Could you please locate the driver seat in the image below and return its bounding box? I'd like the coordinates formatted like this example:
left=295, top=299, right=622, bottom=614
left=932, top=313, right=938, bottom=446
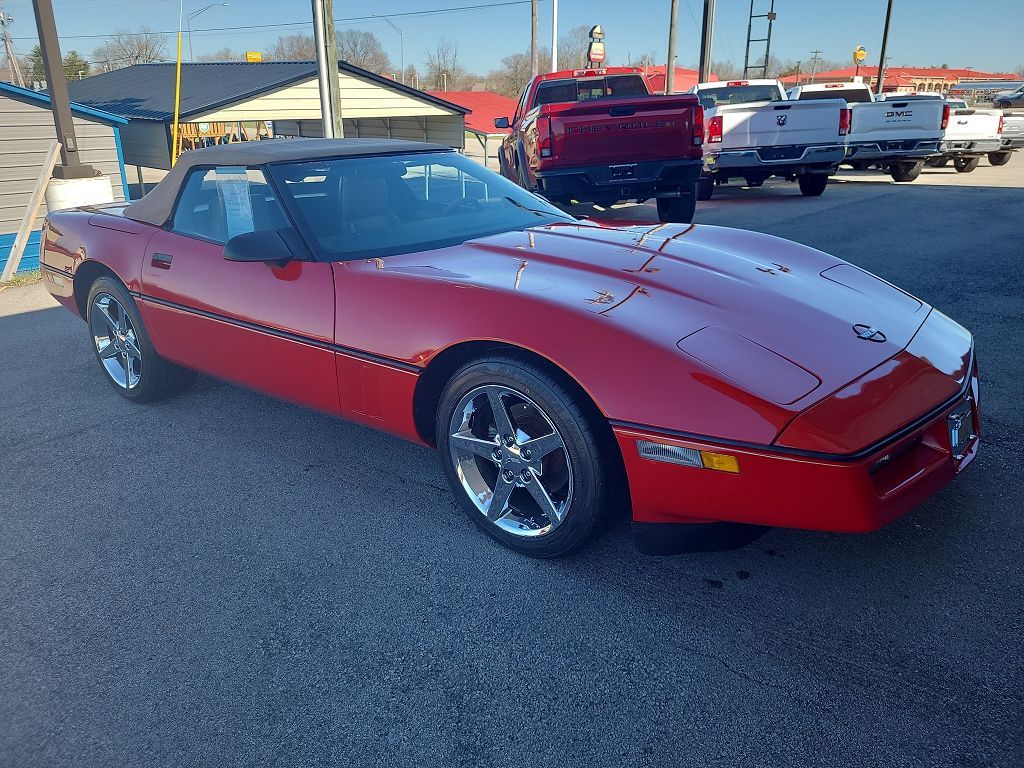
left=339, top=173, right=400, bottom=238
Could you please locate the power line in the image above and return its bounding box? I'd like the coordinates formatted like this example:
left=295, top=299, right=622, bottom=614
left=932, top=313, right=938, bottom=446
left=11, top=0, right=543, bottom=41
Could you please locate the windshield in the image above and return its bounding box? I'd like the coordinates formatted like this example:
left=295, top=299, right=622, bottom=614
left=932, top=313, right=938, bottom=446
left=533, top=75, right=649, bottom=107
left=794, top=87, right=873, bottom=103
left=695, top=84, right=783, bottom=109
left=268, top=151, right=573, bottom=261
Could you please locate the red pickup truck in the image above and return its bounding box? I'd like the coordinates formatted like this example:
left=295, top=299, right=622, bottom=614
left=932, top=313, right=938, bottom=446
left=495, top=67, right=705, bottom=222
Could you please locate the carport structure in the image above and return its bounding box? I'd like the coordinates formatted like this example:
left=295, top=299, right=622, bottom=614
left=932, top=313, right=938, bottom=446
left=66, top=61, right=468, bottom=187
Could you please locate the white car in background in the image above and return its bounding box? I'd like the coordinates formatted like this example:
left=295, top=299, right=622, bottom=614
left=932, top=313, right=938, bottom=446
left=786, top=82, right=944, bottom=182
left=688, top=79, right=849, bottom=199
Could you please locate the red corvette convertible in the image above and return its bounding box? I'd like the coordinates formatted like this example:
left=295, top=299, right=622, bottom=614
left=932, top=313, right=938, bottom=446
left=40, top=139, right=979, bottom=557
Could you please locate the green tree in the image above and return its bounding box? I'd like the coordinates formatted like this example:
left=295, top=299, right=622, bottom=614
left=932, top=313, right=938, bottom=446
left=27, top=45, right=45, bottom=82
left=62, top=50, right=90, bottom=80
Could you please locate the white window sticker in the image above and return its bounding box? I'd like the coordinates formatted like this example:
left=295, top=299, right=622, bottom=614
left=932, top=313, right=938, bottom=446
left=215, top=166, right=254, bottom=240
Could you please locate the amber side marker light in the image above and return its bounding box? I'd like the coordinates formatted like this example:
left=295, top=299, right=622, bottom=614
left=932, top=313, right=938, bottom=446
left=637, top=441, right=740, bottom=473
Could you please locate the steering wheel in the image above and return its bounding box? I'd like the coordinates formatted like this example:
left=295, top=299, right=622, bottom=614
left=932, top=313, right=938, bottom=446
left=441, top=197, right=483, bottom=217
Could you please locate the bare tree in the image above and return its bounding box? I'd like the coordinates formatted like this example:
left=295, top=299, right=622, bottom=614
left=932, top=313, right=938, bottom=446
left=336, top=29, right=391, bottom=75
left=424, top=38, right=466, bottom=91
left=630, top=52, right=657, bottom=69
left=265, top=33, right=316, bottom=61
left=557, top=25, right=591, bottom=69
left=486, top=48, right=550, bottom=98
left=196, top=47, right=240, bottom=62
left=92, top=27, right=167, bottom=71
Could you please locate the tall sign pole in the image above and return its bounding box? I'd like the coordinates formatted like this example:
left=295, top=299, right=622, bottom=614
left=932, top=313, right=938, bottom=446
left=666, top=0, right=679, bottom=93
left=312, top=0, right=344, bottom=137
left=875, top=0, right=894, bottom=96
left=31, top=0, right=94, bottom=178
left=698, top=0, right=716, bottom=84
left=550, top=0, right=558, bottom=72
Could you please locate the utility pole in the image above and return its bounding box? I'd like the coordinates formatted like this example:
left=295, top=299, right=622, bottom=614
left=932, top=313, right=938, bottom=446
left=375, top=14, right=404, bottom=85
left=312, top=0, right=343, bottom=137
left=31, top=0, right=94, bottom=177
left=530, top=0, right=538, bottom=78
left=697, top=0, right=716, bottom=83
left=1, top=1, right=25, bottom=88
left=875, top=0, right=894, bottom=96
left=666, top=0, right=679, bottom=93
left=550, top=0, right=558, bottom=72
left=808, top=49, right=822, bottom=82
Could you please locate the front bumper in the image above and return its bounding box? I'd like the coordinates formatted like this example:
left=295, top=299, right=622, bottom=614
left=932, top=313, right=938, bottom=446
left=704, top=144, right=847, bottom=176
left=534, top=158, right=702, bottom=203
left=615, top=360, right=980, bottom=536
left=939, top=138, right=1002, bottom=155
left=847, top=138, right=941, bottom=161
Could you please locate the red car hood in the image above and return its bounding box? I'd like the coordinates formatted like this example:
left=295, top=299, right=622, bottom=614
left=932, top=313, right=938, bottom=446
left=464, top=222, right=932, bottom=410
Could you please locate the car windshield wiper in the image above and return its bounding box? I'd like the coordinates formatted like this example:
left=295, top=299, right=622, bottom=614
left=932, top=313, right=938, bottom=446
left=503, top=197, right=576, bottom=221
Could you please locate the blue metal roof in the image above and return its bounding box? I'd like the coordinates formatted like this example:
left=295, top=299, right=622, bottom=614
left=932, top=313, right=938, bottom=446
left=0, top=80, right=128, bottom=124
left=65, top=61, right=467, bottom=123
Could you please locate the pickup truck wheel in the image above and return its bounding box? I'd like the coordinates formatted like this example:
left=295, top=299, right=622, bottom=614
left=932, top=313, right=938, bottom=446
left=925, top=157, right=949, bottom=167
left=743, top=176, right=765, bottom=187
left=86, top=276, right=195, bottom=403
left=988, top=151, right=1013, bottom=166
left=657, top=191, right=697, bottom=223
left=797, top=174, right=829, bottom=196
left=954, top=156, right=981, bottom=173
left=996, top=101, right=1012, bottom=109
left=890, top=161, right=923, bottom=182
left=436, top=356, right=615, bottom=558
left=696, top=176, right=714, bottom=201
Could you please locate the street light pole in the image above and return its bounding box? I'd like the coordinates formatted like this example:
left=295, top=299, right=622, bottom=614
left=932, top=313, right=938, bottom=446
left=31, top=0, right=93, bottom=177
left=187, top=3, right=228, bottom=61
left=312, top=0, right=344, bottom=137
left=875, top=0, right=894, bottom=96
left=550, top=0, right=558, bottom=72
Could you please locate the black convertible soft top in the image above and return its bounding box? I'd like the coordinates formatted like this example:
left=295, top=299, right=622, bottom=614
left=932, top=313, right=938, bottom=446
left=123, top=138, right=450, bottom=226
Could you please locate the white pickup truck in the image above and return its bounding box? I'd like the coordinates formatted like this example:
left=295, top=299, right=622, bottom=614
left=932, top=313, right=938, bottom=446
left=993, top=111, right=1023, bottom=166
left=786, top=81, right=944, bottom=182
left=924, top=98, right=1004, bottom=173
left=688, top=79, right=849, bottom=199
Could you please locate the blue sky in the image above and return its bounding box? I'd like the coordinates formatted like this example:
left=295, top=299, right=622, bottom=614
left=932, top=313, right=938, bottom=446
left=6, top=0, right=1022, bottom=75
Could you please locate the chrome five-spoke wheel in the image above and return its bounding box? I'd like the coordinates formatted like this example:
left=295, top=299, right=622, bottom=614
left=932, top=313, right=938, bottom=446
left=448, top=384, right=573, bottom=537
left=89, top=292, right=142, bottom=389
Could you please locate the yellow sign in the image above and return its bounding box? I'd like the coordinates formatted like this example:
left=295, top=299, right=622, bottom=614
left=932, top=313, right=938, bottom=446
left=853, top=46, right=867, bottom=64
left=245, top=51, right=263, bottom=63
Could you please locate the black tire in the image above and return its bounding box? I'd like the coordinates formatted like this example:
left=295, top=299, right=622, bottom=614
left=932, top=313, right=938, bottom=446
left=954, top=156, right=980, bottom=173
left=696, top=175, right=714, bottom=201
left=743, top=176, right=765, bottom=187
left=848, top=160, right=871, bottom=171
left=889, top=160, right=923, bottom=182
left=925, top=156, right=949, bottom=168
left=435, top=355, right=618, bottom=558
left=656, top=189, right=697, bottom=223
left=988, top=151, right=1013, bottom=166
left=797, top=174, right=829, bottom=196
left=996, top=101, right=1011, bottom=109
left=86, top=276, right=195, bottom=403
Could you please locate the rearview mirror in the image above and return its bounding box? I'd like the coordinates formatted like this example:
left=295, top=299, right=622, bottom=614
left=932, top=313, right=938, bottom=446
left=224, top=229, right=297, bottom=264
left=493, top=116, right=510, bottom=129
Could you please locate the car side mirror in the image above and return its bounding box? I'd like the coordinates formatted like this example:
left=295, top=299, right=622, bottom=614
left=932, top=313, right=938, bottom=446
left=494, top=116, right=510, bottom=129
left=223, top=228, right=297, bottom=264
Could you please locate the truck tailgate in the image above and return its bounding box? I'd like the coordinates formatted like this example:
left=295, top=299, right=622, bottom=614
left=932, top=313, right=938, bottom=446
left=546, top=95, right=700, bottom=166
left=943, top=109, right=1002, bottom=141
left=849, top=99, right=944, bottom=142
left=717, top=99, right=843, bottom=150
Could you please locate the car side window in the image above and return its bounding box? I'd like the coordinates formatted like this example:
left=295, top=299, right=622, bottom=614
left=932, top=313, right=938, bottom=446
left=171, top=166, right=291, bottom=245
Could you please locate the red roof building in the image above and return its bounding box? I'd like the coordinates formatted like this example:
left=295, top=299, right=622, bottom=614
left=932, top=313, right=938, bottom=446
left=426, top=90, right=517, bottom=135
left=639, top=65, right=716, bottom=93
left=778, top=65, right=1017, bottom=93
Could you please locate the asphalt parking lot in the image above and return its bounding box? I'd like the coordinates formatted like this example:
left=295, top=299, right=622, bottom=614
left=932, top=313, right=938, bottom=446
left=2, top=160, right=1022, bottom=767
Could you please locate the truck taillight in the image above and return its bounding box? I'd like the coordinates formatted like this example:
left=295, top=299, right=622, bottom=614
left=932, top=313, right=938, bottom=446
left=537, top=115, right=552, bottom=158
left=941, top=104, right=950, bottom=129
left=692, top=106, right=705, bottom=146
left=839, top=108, right=851, bottom=136
left=998, top=115, right=1004, bottom=135
left=707, top=115, right=723, bottom=143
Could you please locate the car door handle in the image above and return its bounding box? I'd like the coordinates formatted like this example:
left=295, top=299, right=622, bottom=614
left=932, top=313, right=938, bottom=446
left=151, top=252, right=173, bottom=269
